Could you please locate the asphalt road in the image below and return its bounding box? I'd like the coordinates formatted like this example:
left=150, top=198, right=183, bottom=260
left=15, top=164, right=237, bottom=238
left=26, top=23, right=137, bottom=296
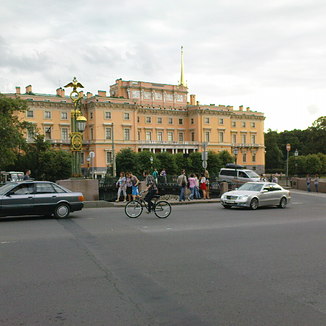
left=0, top=191, right=325, bottom=326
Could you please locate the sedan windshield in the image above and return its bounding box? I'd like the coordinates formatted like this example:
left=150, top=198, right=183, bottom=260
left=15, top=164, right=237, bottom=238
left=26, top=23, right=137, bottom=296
left=0, top=183, right=18, bottom=195
left=245, top=170, right=260, bottom=178
left=238, top=183, right=263, bottom=192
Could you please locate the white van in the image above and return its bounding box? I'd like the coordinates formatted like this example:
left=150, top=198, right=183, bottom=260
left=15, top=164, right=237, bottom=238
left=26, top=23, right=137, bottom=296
left=219, top=167, right=260, bottom=183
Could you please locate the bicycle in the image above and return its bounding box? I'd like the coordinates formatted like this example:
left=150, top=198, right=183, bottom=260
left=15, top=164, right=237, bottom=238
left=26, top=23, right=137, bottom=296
left=124, top=192, right=172, bottom=218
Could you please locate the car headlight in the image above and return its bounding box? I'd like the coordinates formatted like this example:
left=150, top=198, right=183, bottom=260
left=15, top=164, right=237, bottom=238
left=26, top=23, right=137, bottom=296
left=238, top=195, right=249, bottom=201
left=221, top=194, right=226, bottom=200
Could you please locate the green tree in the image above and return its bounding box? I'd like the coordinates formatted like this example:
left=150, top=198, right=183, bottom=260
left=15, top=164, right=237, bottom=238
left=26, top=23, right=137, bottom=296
left=155, top=152, right=177, bottom=175
left=217, top=150, right=234, bottom=167
left=189, top=152, right=202, bottom=175
left=0, top=94, right=32, bottom=169
left=115, top=148, right=138, bottom=175
left=265, top=129, right=283, bottom=170
left=305, top=154, right=322, bottom=175
left=136, top=151, right=155, bottom=174
left=207, top=151, right=223, bottom=176
left=174, top=153, right=192, bottom=173
left=317, top=153, right=326, bottom=174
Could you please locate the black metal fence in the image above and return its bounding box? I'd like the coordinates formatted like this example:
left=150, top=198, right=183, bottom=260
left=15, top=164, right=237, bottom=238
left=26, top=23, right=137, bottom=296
left=99, top=175, right=223, bottom=202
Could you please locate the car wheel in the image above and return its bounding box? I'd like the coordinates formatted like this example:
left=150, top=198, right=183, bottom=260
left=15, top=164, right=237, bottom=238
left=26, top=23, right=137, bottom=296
left=54, top=203, right=70, bottom=219
left=222, top=204, right=232, bottom=209
left=278, top=197, right=287, bottom=208
left=250, top=198, right=259, bottom=210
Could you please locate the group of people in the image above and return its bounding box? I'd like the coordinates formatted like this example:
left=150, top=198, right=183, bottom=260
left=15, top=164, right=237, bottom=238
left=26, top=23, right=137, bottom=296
left=116, top=170, right=158, bottom=213
left=177, top=170, right=210, bottom=202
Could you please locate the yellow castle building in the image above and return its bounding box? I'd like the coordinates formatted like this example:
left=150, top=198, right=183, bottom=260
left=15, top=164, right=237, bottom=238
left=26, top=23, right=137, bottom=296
left=2, top=50, right=265, bottom=176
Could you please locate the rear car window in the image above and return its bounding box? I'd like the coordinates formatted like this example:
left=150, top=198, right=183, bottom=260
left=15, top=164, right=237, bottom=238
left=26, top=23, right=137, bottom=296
left=35, top=183, right=56, bottom=194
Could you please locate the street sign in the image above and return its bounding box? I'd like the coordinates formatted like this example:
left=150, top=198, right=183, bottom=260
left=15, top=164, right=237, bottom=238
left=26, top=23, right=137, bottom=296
left=286, top=144, right=291, bottom=152
left=202, top=161, right=207, bottom=169
left=201, top=151, right=208, bottom=161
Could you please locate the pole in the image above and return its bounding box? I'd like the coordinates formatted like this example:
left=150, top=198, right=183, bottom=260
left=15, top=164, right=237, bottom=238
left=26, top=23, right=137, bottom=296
left=112, top=123, right=116, bottom=177
left=286, top=150, right=289, bottom=186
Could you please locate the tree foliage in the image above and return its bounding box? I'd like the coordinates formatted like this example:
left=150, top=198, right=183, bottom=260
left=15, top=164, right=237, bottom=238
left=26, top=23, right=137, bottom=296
left=0, top=94, right=32, bottom=169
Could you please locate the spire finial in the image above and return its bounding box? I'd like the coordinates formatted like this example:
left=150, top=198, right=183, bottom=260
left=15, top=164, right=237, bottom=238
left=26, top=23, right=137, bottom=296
left=179, top=46, right=187, bottom=87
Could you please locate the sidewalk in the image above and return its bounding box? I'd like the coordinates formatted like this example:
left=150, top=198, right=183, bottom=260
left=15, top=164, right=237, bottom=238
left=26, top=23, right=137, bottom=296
left=84, top=197, right=221, bottom=208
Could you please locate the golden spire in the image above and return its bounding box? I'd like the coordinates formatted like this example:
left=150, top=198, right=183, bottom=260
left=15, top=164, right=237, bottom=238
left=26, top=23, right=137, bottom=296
left=179, top=46, right=187, bottom=87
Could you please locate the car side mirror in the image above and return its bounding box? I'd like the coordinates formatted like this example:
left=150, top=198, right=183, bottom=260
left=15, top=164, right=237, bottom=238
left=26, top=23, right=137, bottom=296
left=262, top=189, right=268, bottom=193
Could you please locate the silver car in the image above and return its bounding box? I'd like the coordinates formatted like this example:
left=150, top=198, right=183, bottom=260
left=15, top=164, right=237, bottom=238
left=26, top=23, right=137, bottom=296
left=0, top=181, right=84, bottom=218
left=220, top=182, right=291, bottom=210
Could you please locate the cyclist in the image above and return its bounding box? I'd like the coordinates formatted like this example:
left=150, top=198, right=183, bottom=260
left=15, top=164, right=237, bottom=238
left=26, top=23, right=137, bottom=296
left=143, top=170, right=158, bottom=213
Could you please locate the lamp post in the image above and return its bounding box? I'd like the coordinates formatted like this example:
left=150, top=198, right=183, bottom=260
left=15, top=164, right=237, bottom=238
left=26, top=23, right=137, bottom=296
left=294, top=149, right=298, bottom=176
left=150, top=155, right=153, bottom=172
left=64, top=77, right=87, bottom=177
left=233, top=147, right=239, bottom=187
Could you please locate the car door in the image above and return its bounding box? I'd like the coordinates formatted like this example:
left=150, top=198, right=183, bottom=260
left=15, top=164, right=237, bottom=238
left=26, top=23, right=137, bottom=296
left=269, top=184, right=284, bottom=205
left=1, top=183, right=34, bottom=216
left=33, top=183, right=59, bottom=215
left=259, top=184, right=275, bottom=206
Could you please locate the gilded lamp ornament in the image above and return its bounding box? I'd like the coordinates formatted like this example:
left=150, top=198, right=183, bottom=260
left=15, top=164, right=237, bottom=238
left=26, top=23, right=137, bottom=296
left=64, top=77, right=87, bottom=177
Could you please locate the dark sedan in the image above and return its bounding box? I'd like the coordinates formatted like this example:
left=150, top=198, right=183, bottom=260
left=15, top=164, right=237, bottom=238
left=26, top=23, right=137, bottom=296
left=0, top=181, right=84, bottom=218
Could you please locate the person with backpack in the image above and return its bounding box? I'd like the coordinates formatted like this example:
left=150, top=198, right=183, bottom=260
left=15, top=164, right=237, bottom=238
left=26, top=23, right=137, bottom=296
left=177, top=170, right=187, bottom=202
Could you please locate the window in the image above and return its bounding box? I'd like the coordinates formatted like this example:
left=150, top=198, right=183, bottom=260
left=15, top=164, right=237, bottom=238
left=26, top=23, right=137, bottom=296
left=242, top=152, right=247, bottom=162
left=167, top=131, right=173, bottom=141
left=168, top=118, right=173, bottom=124
left=242, top=121, right=246, bottom=127
left=157, top=132, right=163, bottom=141
left=90, top=128, right=94, bottom=140
left=137, top=130, right=141, bottom=140
left=44, top=111, right=51, bottom=119
left=81, top=152, right=85, bottom=164
left=137, top=116, right=140, bottom=123
left=61, top=112, right=68, bottom=120
left=90, top=112, right=93, bottom=119
left=191, top=118, right=194, bottom=124
left=232, top=121, right=236, bottom=127
left=219, top=118, right=224, bottom=125
left=105, top=111, right=111, bottom=119
left=251, top=122, right=256, bottom=128
left=205, top=131, right=210, bottom=142
left=44, top=126, right=51, bottom=140
left=35, top=183, right=55, bottom=194
left=178, top=132, right=184, bottom=142
left=251, top=134, right=256, bottom=144
left=27, top=129, right=35, bottom=142
left=124, top=112, right=130, bottom=120
left=146, top=116, right=152, bottom=123
left=179, top=118, right=183, bottom=125
left=53, top=184, right=66, bottom=193
left=232, top=134, right=237, bottom=144
left=219, top=132, right=224, bottom=143
left=252, top=153, right=256, bottom=162
left=157, top=117, right=162, bottom=124
left=204, top=117, right=210, bottom=124
left=145, top=131, right=152, bottom=141
left=191, top=132, right=195, bottom=141
left=124, top=128, right=130, bottom=140
left=27, top=110, right=34, bottom=118
left=105, top=127, right=112, bottom=140
left=106, top=151, right=113, bottom=164
left=11, top=183, right=34, bottom=195
left=241, top=134, right=246, bottom=144
left=61, top=128, right=68, bottom=141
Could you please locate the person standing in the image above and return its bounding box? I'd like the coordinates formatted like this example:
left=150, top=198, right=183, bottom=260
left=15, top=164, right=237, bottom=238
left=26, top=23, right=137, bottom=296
left=200, top=173, right=208, bottom=199
left=152, top=168, right=159, bottom=184
left=177, top=170, right=187, bottom=202
left=23, top=169, right=31, bottom=180
left=194, top=174, right=201, bottom=199
left=205, top=170, right=210, bottom=199
left=115, top=172, right=127, bottom=202
left=306, top=174, right=311, bottom=192
left=125, top=172, right=133, bottom=201
left=187, top=174, right=196, bottom=200
left=143, top=170, right=158, bottom=213
left=314, top=174, right=319, bottom=192
left=160, top=169, right=167, bottom=183
left=130, top=172, right=140, bottom=200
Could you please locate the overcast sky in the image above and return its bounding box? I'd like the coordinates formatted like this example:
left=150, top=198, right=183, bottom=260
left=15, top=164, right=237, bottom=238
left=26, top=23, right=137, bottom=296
left=1, top=0, right=325, bottom=131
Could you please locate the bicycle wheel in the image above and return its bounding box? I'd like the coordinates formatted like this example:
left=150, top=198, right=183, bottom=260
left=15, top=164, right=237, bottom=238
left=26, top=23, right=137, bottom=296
left=125, top=200, right=143, bottom=218
left=154, top=200, right=171, bottom=218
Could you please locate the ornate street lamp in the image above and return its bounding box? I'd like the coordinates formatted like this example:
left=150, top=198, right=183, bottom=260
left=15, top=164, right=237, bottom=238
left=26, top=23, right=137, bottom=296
left=64, top=77, right=87, bottom=177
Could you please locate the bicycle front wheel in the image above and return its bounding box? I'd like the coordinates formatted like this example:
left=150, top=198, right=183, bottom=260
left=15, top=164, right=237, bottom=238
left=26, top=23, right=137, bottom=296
left=154, top=200, right=171, bottom=218
left=125, top=200, right=143, bottom=218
